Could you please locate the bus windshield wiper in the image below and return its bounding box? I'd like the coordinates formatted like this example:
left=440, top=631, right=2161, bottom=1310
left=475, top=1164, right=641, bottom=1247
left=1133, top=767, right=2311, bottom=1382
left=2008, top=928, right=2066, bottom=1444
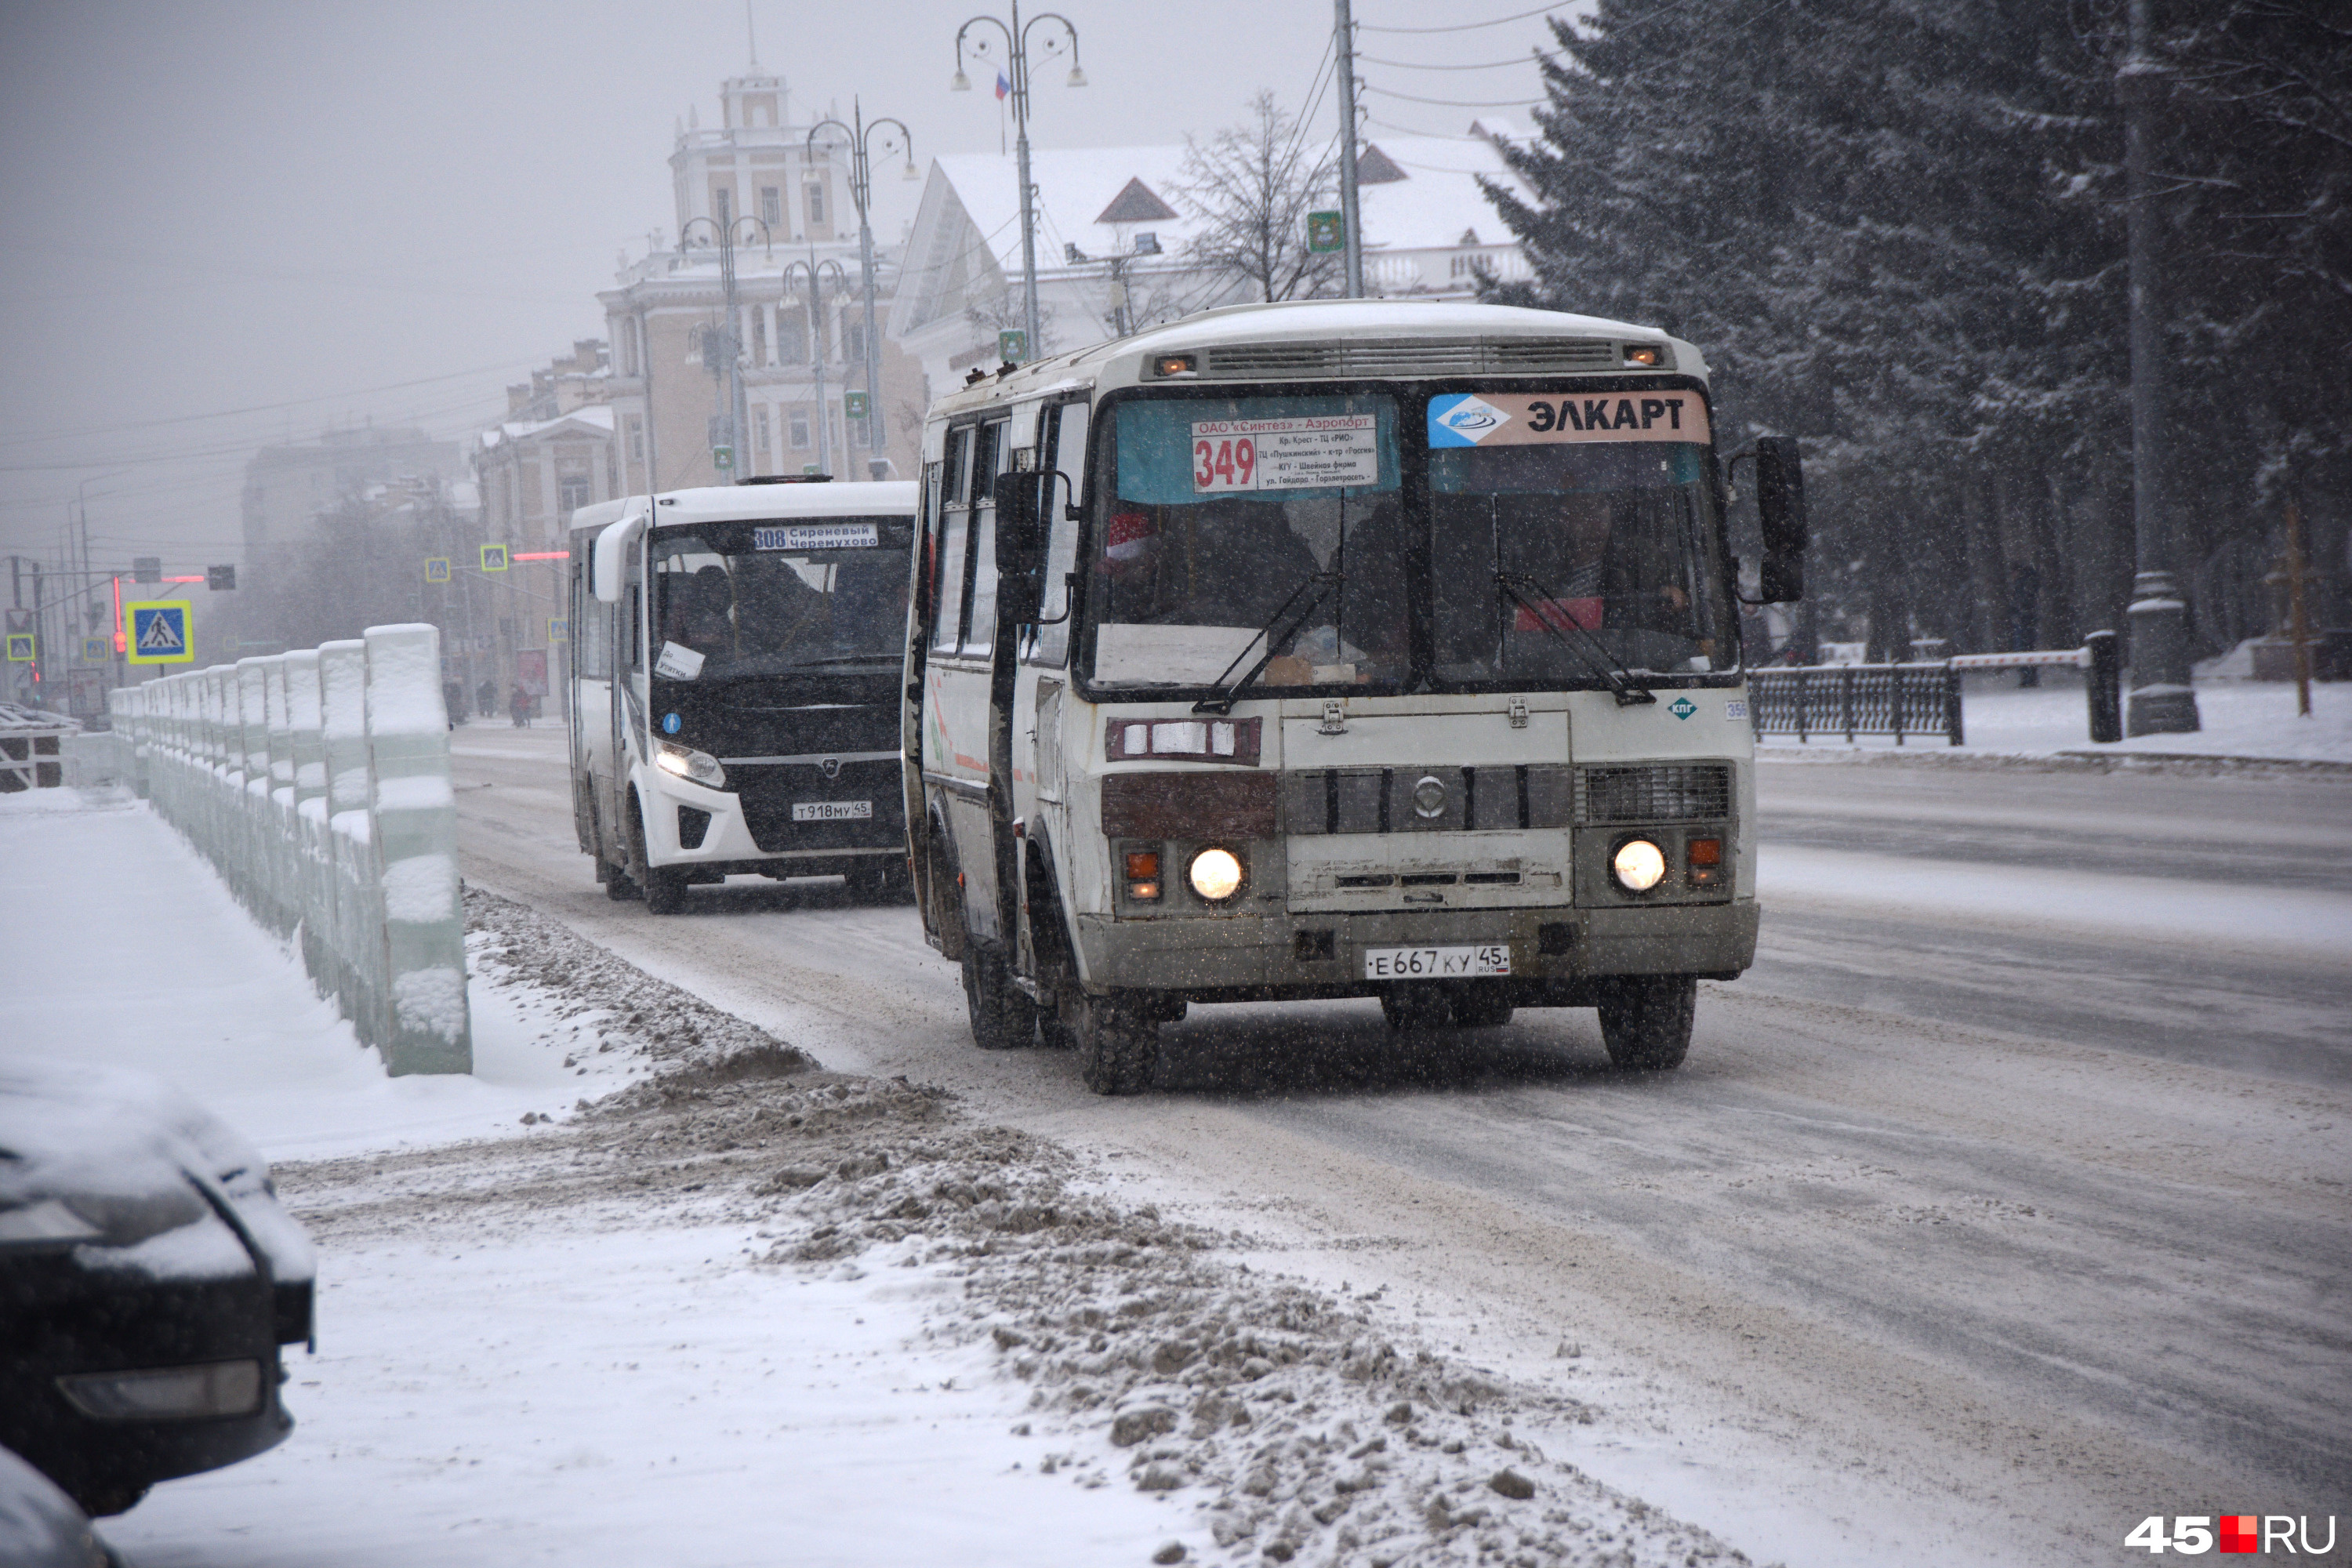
left=1192, top=570, right=1342, bottom=716
left=1494, top=571, right=1657, bottom=706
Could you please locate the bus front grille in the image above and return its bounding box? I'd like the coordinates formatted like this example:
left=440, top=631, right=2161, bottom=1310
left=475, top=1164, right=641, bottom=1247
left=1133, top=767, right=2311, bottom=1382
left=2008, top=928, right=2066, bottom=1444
left=731, top=760, right=906, bottom=854
left=1573, top=764, right=1732, bottom=824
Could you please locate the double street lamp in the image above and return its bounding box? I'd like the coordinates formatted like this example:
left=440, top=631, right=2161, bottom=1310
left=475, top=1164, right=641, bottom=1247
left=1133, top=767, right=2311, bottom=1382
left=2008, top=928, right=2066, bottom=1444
left=953, top=3, right=1085, bottom=364
left=807, top=102, right=917, bottom=477
left=677, top=213, right=772, bottom=478
left=781, top=254, right=853, bottom=477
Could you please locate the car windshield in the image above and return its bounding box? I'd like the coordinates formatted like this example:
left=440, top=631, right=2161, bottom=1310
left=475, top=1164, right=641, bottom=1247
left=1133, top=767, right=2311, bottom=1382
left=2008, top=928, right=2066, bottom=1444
left=1083, top=393, right=1407, bottom=691
left=1428, top=392, right=1730, bottom=679
left=652, top=517, right=910, bottom=678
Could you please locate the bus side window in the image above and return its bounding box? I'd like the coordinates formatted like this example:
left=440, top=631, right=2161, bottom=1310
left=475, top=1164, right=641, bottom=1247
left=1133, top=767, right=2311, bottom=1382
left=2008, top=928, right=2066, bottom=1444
left=931, top=428, right=972, bottom=653
left=960, top=419, right=1007, bottom=655
left=1029, top=401, right=1088, bottom=666
left=572, top=561, right=611, bottom=679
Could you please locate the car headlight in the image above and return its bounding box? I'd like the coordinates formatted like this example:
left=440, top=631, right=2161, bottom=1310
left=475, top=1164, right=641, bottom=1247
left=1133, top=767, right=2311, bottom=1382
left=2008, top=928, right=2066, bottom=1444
left=1187, top=847, right=1244, bottom=902
left=655, top=741, right=725, bottom=789
left=1611, top=837, right=1667, bottom=892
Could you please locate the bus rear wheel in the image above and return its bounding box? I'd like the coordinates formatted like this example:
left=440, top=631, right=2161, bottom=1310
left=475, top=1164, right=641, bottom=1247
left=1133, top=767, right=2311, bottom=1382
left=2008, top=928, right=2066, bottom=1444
left=1596, top=975, right=1696, bottom=1071
left=1066, top=991, right=1158, bottom=1095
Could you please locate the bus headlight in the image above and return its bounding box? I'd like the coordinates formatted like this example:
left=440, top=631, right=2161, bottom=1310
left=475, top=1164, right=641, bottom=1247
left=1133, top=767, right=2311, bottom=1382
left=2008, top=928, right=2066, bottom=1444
left=655, top=741, right=725, bottom=789
left=1188, top=847, right=1244, bottom=902
left=1611, top=838, right=1667, bottom=892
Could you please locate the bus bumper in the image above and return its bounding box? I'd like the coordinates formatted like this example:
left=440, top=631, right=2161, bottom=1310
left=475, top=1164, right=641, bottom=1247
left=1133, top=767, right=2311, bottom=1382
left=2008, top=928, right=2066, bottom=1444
left=1069, top=900, right=1759, bottom=1002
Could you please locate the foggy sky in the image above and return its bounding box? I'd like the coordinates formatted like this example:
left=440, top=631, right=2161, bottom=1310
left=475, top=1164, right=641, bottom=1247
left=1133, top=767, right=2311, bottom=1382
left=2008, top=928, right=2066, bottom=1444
left=0, top=0, right=1566, bottom=570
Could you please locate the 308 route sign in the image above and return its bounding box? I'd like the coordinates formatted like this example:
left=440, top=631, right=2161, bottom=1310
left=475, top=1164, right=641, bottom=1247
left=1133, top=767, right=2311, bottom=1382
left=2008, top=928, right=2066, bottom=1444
left=124, top=600, right=194, bottom=664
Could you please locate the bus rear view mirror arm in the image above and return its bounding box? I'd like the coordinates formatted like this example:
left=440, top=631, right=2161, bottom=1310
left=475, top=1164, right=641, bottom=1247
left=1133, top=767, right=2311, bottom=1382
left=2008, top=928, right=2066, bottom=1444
left=590, top=515, right=645, bottom=604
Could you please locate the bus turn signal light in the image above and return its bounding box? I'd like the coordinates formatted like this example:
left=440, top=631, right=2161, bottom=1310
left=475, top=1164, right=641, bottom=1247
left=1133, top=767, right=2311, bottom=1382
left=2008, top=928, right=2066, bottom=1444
left=1687, top=837, right=1722, bottom=866
left=1126, top=849, right=1162, bottom=901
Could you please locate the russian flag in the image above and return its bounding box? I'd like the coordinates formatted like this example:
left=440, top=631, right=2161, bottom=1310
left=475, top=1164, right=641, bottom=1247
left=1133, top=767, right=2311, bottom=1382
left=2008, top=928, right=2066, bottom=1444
left=995, top=71, right=1011, bottom=101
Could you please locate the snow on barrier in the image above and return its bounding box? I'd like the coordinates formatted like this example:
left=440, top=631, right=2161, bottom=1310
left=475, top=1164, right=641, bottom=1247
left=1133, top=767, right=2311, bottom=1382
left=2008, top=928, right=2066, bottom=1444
left=103, top=623, right=472, bottom=1076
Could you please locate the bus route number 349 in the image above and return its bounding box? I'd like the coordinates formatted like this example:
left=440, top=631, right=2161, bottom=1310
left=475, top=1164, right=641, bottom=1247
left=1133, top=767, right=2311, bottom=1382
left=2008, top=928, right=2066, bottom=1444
left=1363, top=944, right=1512, bottom=980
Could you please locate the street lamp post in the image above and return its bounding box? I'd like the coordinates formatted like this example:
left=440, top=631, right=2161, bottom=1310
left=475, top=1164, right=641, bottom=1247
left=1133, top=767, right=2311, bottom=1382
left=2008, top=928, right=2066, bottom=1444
left=952, top=2, right=1086, bottom=363
left=808, top=101, right=918, bottom=478
left=677, top=214, right=772, bottom=481
left=2118, top=0, right=2198, bottom=734
left=781, top=253, right=853, bottom=477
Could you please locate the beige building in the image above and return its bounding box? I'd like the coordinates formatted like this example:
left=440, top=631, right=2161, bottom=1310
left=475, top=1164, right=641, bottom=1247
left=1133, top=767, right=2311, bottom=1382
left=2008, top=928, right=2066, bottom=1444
left=600, top=72, right=924, bottom=492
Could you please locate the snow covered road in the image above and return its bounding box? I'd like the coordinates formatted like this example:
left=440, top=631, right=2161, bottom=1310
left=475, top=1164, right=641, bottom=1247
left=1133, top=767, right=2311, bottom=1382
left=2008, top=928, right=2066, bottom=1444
left=441, top=728, right=2352, bottom=1566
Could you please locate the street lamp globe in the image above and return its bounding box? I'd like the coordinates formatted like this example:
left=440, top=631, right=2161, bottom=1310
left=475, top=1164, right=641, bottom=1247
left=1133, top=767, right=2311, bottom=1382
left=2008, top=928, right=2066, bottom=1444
left=950, top=69, right=971, bottom=91
left=1066, top=65, right=1086, bottom=87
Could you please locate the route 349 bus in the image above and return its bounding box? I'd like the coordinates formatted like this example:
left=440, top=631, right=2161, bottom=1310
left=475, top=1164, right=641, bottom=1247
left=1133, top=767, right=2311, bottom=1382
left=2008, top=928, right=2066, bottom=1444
left=903, top=300, right=1806, bottom=1094
left=568, top=477, right=918, bottom=913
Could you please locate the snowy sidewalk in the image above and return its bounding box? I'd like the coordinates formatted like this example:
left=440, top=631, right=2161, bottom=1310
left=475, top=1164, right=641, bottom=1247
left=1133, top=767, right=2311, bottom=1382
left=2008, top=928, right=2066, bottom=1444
left=0, top=786, right=615, bottom=1160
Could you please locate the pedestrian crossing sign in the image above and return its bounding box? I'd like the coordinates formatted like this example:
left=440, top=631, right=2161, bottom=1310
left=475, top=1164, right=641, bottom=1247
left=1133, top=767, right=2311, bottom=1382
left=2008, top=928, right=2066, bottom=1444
left=5, top=633, right=31, bottom=662
left=125, top=600, right=194, bottom=665
left=82, top=637, right=108, bottom=663
left=425, top=557, right=451, bottom=583
left=481, top=544, right=510, bottom=573
left=548, top=617, right=568, bottom=642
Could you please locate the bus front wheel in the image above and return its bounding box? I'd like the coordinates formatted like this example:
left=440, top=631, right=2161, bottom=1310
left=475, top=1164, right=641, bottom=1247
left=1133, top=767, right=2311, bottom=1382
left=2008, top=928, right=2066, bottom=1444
left=1066, top=991, right=1158, bottom=1095
left=1596, top=976, right=1696, bottom=1071
left=961, top=943, right=1037, bottom=1050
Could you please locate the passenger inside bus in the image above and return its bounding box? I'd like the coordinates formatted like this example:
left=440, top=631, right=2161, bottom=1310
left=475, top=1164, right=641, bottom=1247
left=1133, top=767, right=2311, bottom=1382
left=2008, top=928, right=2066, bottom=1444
left=1094, top=496, right=1411, bottom=685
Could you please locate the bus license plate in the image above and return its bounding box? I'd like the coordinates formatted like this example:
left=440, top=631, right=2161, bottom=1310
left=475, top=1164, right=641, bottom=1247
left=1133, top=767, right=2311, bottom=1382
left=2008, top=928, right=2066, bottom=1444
left=791, top=800, right=873, bottom=822
left=1363, top=945, right=1511, bottom=980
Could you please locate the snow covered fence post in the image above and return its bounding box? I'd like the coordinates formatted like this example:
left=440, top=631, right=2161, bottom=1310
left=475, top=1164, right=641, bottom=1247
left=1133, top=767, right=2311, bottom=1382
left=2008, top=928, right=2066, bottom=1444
left=264, top=658, right=299, bottom=936
left=318, top=638, right=379, bottom=1047
left=361, top=622, right=470, bottom=1075
left=236, top=659, right=272, bottom=921
left=286, top=650, right=331, bottom=987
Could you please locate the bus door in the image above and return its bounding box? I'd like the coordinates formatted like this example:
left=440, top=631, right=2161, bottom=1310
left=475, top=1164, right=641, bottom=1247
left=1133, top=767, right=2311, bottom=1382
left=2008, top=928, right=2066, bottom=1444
left=1011, top=398, right=1090, bottom=988
left=922, top=414, right=1010, bottom=944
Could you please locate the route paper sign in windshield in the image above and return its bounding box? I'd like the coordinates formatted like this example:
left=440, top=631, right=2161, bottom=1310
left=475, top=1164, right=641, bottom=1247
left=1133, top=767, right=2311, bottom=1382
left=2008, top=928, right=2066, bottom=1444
left=754, top=522, right=880, bottom=551
left=1192, top=414, right=1380, bottom=492
left=1428, top=392, right=1711, bottom=448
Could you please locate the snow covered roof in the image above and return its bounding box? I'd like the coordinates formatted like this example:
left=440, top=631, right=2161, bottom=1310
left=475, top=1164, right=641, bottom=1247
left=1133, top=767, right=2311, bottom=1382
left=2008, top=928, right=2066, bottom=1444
left=479, top=405, right=615, bottom=450
left=925, top=130, right=1530, bottom=278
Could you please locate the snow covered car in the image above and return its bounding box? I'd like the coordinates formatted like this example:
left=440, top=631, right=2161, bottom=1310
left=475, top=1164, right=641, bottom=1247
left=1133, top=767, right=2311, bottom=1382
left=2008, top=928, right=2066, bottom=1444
left=0, top=1444, right=115, bottom=1568
left=0, top=1062, right=315, bottom=1516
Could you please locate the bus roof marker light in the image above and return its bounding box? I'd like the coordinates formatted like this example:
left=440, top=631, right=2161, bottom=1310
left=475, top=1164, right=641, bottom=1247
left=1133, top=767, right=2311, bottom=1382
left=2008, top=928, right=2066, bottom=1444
left=1152, top=353, right=1197, bottom=379
left=1624, top=344, right=1663, bottom=367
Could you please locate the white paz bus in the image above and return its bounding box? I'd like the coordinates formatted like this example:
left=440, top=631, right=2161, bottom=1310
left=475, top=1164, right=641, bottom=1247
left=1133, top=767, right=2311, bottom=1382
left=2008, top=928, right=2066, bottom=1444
left=568, top=477, right=919, bottom=913
left=903, top=300, right=1806, bottom=1093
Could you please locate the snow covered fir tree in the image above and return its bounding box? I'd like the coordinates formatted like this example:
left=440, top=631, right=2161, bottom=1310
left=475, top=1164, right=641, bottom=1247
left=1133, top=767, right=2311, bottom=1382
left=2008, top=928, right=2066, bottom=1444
left=1483, top=0, right=2350, bottom=668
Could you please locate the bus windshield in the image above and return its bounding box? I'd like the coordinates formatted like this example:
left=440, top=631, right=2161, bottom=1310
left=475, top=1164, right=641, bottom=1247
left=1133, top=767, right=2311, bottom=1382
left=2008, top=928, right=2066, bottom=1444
left=1429, top=439, right=1727, bottom=680
left=1082, top=389, right=1730, bottom=693
left=652, top=517, right=911, bottom=679
left=1085, top=393, right=1409, bottom=691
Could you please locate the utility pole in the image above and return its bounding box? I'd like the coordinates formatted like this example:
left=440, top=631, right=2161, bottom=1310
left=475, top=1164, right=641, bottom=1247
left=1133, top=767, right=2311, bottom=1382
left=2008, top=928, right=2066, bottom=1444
left=1334, top=0, right=1365, bottom=299
left=2118, top=0, right=2199, bottom=734
left=953, top=2, right=1086, bottom=362
left=808, top=101, right=917, bottom=479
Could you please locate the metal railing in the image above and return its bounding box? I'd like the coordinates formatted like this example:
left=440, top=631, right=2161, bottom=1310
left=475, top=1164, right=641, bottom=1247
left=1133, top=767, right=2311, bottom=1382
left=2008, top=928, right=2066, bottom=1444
left=1749, top=630, right=2122, bottom=747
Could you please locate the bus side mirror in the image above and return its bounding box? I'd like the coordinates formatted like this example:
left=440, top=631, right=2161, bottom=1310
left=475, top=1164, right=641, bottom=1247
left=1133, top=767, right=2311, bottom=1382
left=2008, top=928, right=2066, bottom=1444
left=1755, top=436, right=1807, bottom=603
left=591, top=515, right=644, bottom=604
left=993, top=470, right=1050, bottom=626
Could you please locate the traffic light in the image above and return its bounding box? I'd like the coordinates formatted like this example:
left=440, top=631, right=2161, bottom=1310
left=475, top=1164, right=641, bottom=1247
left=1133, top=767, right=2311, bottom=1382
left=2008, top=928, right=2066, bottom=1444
left=206, top=564, right=236, bottom=590
left=132, top=557, right=162, bottom=584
